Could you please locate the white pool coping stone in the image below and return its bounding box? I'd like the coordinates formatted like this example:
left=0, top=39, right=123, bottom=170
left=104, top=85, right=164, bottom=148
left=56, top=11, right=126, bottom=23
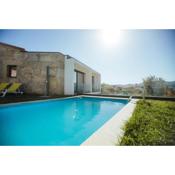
left=0, top=95, right=81, bottom=107
left=81, top=97, right=138, bottom=146
left=0, top=95, right=128, bottom=107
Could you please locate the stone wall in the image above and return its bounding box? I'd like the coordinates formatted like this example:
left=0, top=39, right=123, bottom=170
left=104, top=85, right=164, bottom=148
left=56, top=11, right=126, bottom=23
left=0, top=43, right=101, bottom=95
left=0, top=44, right=65, bottom=95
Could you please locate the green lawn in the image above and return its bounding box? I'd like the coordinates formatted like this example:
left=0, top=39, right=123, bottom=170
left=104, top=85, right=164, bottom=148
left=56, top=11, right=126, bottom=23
left=120, top=100, right=175, bottom=145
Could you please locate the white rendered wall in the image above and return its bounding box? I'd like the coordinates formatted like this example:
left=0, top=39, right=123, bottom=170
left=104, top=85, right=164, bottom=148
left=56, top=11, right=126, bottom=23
left=64, top=57, right=75, bottom=95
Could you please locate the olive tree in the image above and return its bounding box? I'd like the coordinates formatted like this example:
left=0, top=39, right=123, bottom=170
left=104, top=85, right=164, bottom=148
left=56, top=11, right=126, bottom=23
left=143, top=76, right=167, bottom=96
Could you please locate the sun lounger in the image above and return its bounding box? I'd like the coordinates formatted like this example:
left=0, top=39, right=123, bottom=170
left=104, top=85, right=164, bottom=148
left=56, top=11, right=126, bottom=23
left=7, top=83, right=23, bottom=94
left=0, top=83, right=9, bottom=97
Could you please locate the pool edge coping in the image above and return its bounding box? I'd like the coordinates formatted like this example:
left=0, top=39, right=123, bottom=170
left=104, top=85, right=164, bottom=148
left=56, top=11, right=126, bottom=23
left=0, top=95, right=129, bottom=107
left=81, top=99, right=138, bottom=146
left=0, top=95, right=82, bottom=107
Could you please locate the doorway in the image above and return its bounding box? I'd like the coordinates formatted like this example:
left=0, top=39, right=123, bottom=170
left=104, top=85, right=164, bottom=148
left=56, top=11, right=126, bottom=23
left=92, top=76, right=95, bottom=92
left=74, top=70, right=85, bottom=94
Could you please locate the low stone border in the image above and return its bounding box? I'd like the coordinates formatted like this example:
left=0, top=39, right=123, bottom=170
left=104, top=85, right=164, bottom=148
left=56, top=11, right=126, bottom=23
left=81, top=99, right=138, bottom=146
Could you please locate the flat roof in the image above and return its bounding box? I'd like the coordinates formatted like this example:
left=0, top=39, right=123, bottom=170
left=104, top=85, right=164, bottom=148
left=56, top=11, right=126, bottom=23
left=0, top=42, right=26, bottom=51
left=72, top=57, right=100, bottom=75
left=0, top=42, right=100, bottom=74
left=27, top=51, right=65, bottom=56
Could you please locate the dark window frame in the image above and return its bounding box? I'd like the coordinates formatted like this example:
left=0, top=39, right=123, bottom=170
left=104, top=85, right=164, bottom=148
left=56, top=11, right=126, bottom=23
left=92, top=76, right=95, bottom=92
left=7, top=65, right=17, bottom=78
left=74, top=69, right=85, bottom=93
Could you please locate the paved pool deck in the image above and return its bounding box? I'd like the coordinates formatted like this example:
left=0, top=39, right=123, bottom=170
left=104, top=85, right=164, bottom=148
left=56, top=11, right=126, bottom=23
left=81, top=97, right=138, bottom=146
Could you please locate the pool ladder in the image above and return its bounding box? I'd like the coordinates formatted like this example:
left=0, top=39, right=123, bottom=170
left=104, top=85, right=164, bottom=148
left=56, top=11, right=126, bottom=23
left=129, top=96, right=132, bottom=101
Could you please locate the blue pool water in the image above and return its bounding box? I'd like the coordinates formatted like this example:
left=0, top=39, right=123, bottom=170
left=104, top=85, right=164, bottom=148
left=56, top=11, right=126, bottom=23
left=0, top=97, right=128, bottom=146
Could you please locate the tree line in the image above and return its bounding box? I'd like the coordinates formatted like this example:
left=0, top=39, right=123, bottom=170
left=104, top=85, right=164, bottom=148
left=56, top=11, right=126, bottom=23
left=101, top=76, right=175, bottom=97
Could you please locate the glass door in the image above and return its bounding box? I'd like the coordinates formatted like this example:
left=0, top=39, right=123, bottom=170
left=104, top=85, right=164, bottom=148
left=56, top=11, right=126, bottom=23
left=74, top=70, right=85, bottom=94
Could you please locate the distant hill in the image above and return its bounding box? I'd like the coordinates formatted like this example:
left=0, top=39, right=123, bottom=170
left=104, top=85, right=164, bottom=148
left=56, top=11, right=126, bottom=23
left=112, top=81, right=175, bottom=89
left=166, top=81, right=175, bottom=89
left=101, top=81, right=175, bottom=96
left=112, top=83, right=143, bottom=88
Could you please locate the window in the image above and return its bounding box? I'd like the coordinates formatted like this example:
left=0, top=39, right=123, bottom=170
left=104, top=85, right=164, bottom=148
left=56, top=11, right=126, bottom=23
left=7, top=65, right=17, bottom=78
left=92, top=76, right=95, bottom=91
left=74, top=70, right=85, bottom=93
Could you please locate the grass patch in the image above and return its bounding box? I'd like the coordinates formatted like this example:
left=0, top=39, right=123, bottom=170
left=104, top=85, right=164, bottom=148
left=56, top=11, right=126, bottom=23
left=120, top=100, right=175, bottom=145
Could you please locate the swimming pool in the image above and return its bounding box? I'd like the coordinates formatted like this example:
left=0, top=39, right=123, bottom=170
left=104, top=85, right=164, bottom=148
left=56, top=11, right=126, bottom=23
left=0, top=96, right=128, bottom=146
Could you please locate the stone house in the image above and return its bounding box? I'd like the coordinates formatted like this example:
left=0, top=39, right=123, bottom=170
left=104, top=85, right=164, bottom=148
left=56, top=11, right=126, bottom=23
left=0, top=42, right=101, bottom=95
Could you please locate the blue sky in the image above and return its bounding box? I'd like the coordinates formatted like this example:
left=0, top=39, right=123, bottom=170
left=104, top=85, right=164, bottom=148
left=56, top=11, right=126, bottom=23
left=0, top=29, right=174, bottom=84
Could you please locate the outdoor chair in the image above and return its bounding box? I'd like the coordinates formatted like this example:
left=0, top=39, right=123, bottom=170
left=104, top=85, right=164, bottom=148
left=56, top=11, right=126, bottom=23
left=7, top=83, right=24, bottom=94
left=0, top=83, right=9, bottom=97
left=1, top=83, right=24, bottom=97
